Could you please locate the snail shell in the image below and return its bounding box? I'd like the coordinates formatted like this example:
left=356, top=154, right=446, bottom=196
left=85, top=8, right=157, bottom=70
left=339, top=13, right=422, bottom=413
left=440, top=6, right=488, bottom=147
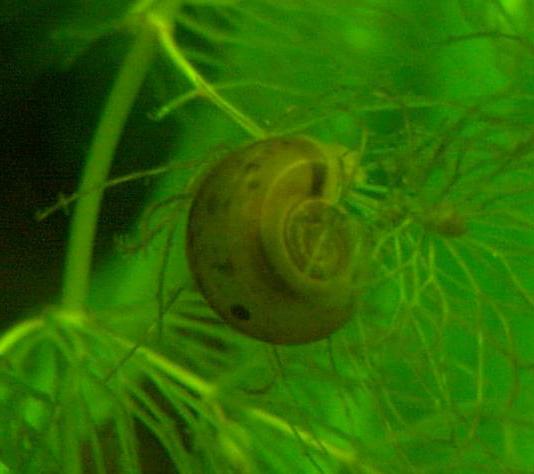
left=186, top=136, right=360, bottom=344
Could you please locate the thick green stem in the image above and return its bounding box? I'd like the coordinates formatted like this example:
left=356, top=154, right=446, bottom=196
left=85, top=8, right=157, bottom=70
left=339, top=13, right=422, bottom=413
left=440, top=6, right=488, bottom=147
left=61, top=27, right=157, bottom=310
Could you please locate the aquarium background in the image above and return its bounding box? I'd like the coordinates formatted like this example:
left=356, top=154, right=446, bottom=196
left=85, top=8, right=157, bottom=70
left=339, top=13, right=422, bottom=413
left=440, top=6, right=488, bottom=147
left=1, top=0, right=533, bottom=473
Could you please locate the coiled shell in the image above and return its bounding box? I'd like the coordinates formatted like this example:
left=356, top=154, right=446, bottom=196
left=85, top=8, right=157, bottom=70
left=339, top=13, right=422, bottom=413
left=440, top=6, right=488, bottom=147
left=186, top=136, right=360, bottom=344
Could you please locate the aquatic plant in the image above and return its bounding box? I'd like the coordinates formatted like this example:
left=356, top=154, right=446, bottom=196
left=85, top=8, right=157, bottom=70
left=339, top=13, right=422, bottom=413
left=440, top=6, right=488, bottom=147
left=1, top=0, right=533, bottom=472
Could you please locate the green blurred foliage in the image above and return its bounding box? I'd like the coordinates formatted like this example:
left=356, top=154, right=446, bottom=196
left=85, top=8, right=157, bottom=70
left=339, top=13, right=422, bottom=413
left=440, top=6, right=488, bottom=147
left=0, top=0, right=533, bottom=473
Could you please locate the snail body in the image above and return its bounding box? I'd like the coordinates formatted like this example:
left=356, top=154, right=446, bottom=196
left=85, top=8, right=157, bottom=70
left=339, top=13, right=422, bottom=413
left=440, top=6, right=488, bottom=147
left=186, top=136, right=360, bottom=344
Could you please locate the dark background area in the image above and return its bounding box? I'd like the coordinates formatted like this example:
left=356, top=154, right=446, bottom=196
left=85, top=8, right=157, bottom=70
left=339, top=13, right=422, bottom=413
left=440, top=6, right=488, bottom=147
left=0, top=15, right=176, bottom=326
left=1, top=56, right=75, bottom=324
left=0, top=1, right=229, bottom=327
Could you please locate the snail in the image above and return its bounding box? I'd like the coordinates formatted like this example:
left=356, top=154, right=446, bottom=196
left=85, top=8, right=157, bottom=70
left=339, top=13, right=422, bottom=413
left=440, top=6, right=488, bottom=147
left=186, top=136, right=361, bottom=344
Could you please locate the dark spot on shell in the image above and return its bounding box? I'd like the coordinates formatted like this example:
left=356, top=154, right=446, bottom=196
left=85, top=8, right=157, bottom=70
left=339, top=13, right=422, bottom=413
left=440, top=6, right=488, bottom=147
left=244, top=162, right=261, bottom=173
left=230, top=304, right=251, bottom=321
left=220, top=196, right=232, bottom=211
left=310, top=162, right=327, bottom=196
left=205, top=194, right=218, bottom=215
left=247, top=179, right=261, bottom=190
left=213, top=259, right=234, bottom=275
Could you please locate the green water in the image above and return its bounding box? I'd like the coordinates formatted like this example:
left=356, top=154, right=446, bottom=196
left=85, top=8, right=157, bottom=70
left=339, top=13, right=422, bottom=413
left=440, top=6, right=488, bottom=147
left=0, top=1, right=533, bottom=472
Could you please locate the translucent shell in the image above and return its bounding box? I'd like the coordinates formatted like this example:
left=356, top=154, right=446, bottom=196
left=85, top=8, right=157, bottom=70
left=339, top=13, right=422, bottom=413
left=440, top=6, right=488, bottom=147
left=186, top=136, right=360, bottom=344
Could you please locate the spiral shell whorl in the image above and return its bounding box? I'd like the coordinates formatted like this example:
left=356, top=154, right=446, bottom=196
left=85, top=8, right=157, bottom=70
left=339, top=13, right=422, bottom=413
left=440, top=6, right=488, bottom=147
left=186, top=136, right=359, bottom=344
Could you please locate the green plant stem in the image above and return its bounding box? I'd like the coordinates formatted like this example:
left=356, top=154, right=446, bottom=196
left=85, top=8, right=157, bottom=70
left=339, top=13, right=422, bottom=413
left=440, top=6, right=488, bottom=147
left=61, top=26, right=157, bottom=310
left=0, top=318, right=43, bottom=355
left=148, top=13, right=266, bottom=139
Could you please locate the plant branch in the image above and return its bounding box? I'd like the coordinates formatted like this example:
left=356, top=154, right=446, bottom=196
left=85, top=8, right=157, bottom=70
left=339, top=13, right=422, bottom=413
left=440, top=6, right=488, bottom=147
left=148, top=13, right=266, bottom=139
left=61, top=25, right=158, bottom=310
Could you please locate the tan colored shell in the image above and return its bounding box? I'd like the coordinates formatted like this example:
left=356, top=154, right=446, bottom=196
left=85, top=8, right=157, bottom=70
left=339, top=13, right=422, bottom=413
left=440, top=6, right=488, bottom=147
left=186, top=136, right=360, bottom=344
